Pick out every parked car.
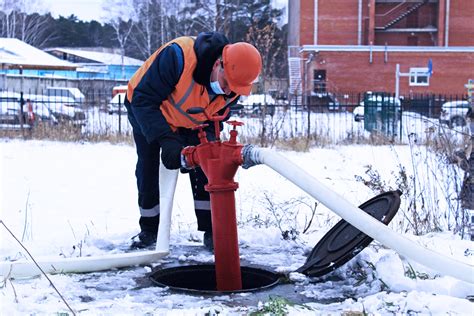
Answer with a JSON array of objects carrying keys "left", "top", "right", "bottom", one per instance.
[
  {"left": 107, "top": 92, "right": 127, "bottom": 114},
  {"left": 47, "top": 102, "right": 87, "bottom": 126},
  {"left": 29, "top": 101, "right": 59, "bottom": 124},
  {"left": 0, "top": 91, "right": 86, "bottom": 127},
  {"left": 353, "top": 105, "right": 364, "bottom": 122},
  {"left": 26, "top": 94, "right": 87, "bottom": 127},
  {"left": 237, "top": 94, "right": 276, "bottom": 116},
  {"left": 353, "top": 94, "right": 401, "bottom": 122},
  {"left": 0, "top": 98, "right": 23, "bottom": 125},
  {"left": 439, "top": 100, "right": 471, "bottom": 128},
  {"left": 0, "top": 98, "right": 57, "bottom": 126}
]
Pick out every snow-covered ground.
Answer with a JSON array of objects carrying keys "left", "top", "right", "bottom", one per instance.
[{"left": 1, "top": 139, "right": 473, "bottom": 314}]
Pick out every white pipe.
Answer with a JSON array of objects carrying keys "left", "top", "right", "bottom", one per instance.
[
  {"left": 395, "top": 63, "right": 400, "bottom": 100},
  {"left": 0, "top": 164, "right": 178, "bottom": 279},
  {"left": 246, "top": 146, "right": 473, "bottom": 284},
  {"left": 314, "top": 0, "right": 318, "bottom": 45},
  {"left": 445, "top": 0, "right": 450, "bottom": 47},
  {"left": 156, "top": 163, "right": 178, "bottom": 252},
  {"left": 0, "top": 251, "right": 168, "bottom": 279},
  {"left": 358, "top": 0, "right": 362, "bottom": 45}
]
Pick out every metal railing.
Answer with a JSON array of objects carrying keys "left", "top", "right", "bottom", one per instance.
[{"left": 0, "top": 89, "right": 470, "bottom": 146}]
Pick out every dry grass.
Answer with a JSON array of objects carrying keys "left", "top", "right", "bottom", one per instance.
[{"left": 0, "top": 123, "right": 133, "bottom": 144}]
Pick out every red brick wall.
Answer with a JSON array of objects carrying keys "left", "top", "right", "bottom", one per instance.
[
  {"left": 300, "top": 0, "right": 315, "bottom": 45},
  {"left": 375, "top": 33, "right": 435, "bottom": 46},
  {"left": 318, "top": 0, "right": 362, "bottom": 45},
  {"left": 309, "top": 51, "right": 474, "bottom": 95},
  {"left": 448, "top": 1, "right": 474, "bottom": 46},
  {"left": 292, "top": 1, "right": 474, "bottom": 95},
  {"left": 294, "top": 0, "right": 474, "bottom": 47}
]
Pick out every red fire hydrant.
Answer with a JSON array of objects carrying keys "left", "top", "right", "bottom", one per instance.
[{"left": 181, "top": 108, "right": 244, "bottom": 291}]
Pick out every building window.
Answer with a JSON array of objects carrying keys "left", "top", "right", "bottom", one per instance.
[{"left": 409, "top": 67, "right": 430, "bottom": 86}]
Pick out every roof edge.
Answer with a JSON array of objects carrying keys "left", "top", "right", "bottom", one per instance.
[{"left": 300, "top": 45, "right": 474, "bottom": 53}]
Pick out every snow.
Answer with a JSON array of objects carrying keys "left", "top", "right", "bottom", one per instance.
[
  {"left": 0, "top": 38, "right": 76, "bottom": 68},
  {"left": 1, "top": 138, "right": 472, "bottom": 314},
  {"left": 46, "top": 48, "right": 144, "bottom": 66}
]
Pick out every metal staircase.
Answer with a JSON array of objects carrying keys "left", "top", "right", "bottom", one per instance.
[
  {"left": 288, "top": 46, "right": 303, "bottom": 106},
  {"left": 375, "top": 0, "right": 429, "bottom": 30}
]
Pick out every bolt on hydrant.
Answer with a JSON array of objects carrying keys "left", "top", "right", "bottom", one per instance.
[{"left": 181, "top": 108, "right": 245, "bottom": 291}]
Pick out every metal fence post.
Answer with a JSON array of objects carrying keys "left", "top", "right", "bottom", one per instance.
[{"left": 118, "top": 94, "right": 122, "bottom": 136}]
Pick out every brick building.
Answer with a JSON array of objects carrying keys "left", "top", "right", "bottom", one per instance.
[{"left": 288, "top": 0, "right": 474, "bottom": 104}]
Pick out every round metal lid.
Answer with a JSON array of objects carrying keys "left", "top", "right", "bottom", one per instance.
[{"left": 296, "top": 190, "right": 402, "bottom": 277}]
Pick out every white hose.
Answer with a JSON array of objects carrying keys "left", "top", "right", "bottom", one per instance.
[
  {"left": 156, "top": 164, "right": 179, "bottom": 252},
  {"left": 245, "top": 146, "right": 473, "bottom": 284},
  {"left": 0, "top": 164, "right": 178, "bottom": 279}
]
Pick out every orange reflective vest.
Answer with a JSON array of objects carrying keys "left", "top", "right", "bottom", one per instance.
[{"left": 127, "top": 36, "right": 237, "bottom": 131}]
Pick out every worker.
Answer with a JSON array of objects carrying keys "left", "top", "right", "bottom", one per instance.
[{"left": 124, "top": 32, "right": 262, "bottom": 250}]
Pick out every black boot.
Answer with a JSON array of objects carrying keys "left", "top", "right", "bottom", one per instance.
[
  {"left": 130, "top": 215, "right": 159, "bottom": 249},
  {"left": 130, "top": 231, "right": 157, "bottom": 249},
  {"left": 203, "top": 231, "right": 214, "bottom": 251}
]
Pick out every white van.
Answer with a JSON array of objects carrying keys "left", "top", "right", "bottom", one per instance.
[{"left": 44, "top": 87, "right": 85, "bottom": 104}]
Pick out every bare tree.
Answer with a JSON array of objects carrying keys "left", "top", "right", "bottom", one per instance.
[
  {"left": 0, "top": 0, "right": 18, "bottom": 37},
  {"left": 247, "top": 21, "right": 281, "bottom": 146},
  {"left": 129, "top": 0, "right": 159, "bottom": 59},
  {"left": 18, "top": 12, "right": 55, "bottom": 47},
  {"left": 160, "top": 0, "right": 216, "bottom": 37},
  {"left": 180, "top": 0, "right": 216, "bottom": 34},
  {"left": 0, "top": 0, "right": 54, "bottom": 47},
  {"left": 215, "top": 0, "right": 231, "bottom": 35},
  {"left": 102, "top": 0, "right": 135, "bottom": 79}
]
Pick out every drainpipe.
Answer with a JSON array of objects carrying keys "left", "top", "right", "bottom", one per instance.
[
  {"left": 358, "top": 0, "right": 362, "bottom": 45},
  {"left": 314, "top": 0, "right": 318, "bottom": 45},
  {"left": 437, "top": 0, "right": 446, "bottom": 46},
  {"left": 304, "top": 53, "right": 315, "bottom": 140},
  {"left": 445, "top": 0, "right": 450, "bottom": 47},
  {"left": 368, "top": 0, "right": 375, "bottom": 46}
]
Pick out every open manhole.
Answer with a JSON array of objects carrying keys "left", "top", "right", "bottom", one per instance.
[
  {"left": 150, "top": 190, "right": 401, "bottom": 293},
  {"left": 150, "top": 264, "right": 279, "bottom": 294}
]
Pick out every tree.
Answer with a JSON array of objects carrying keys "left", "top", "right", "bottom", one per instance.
[
  {"left": 128, "top": 0, "right": 163, "bottom": 60},
  {"left": 179, "top": 0, "right": 216, "bottom": 35},
  {"left": 102, "top": 0, "right": 136, "bottom": 79},
  {"left": 244, "top": 0, "right": 287, "bottom": 146},
  {"left": 0, "top": 0, "right": 55, "bottom": 47},
  {"left": 17, "top": 13, "right": 55, "bottom": 47}
]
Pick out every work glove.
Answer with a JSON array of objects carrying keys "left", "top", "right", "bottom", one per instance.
[{"left": 160, "top": 135, "right": 184, "bottom": 170}]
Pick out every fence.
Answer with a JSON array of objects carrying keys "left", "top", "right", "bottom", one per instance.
[{"left": 0, "top": 89, "right": 470, "bottom": 146}]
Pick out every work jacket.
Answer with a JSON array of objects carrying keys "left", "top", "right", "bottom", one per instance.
[{"left": 126, "top": 32, "right": 238, "bottom": 143}]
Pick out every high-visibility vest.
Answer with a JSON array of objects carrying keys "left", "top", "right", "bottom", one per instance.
[{"left": 127, "top": 36, "right": 237, "bottom": 130}]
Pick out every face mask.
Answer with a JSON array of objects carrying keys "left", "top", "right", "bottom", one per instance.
[{"left": 210, "top": 80, "right": 225, "bottom": 95}]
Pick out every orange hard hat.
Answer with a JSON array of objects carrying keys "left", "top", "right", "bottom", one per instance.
[{"left": 222, "top": 42, "right": 262, "bottom": 96}]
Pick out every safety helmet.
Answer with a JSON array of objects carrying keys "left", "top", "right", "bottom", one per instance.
[{"left": 222, "top": 42, "right": 262, "bottom": 96}]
